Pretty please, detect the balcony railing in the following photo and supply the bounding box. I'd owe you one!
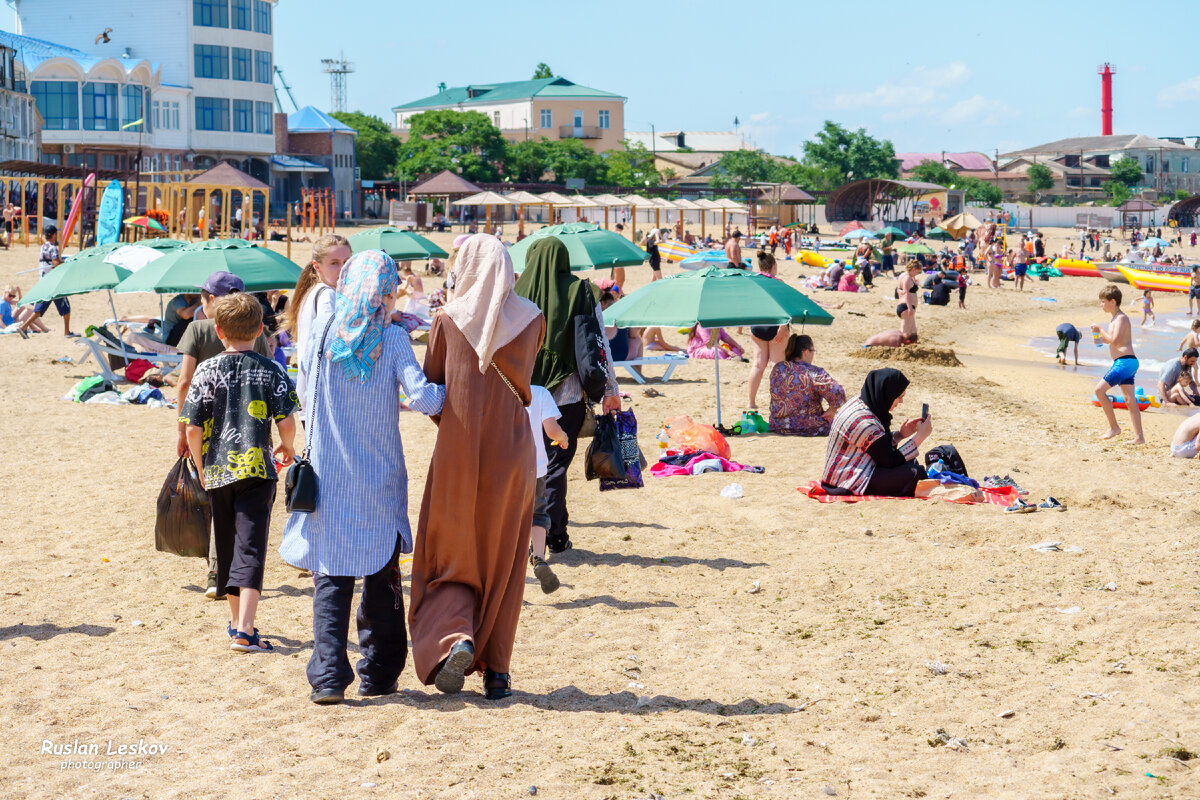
[558,124,601,139]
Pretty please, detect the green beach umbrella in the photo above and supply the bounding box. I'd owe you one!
[348,226,448,260]
[897,243,935,255]
[20,245,132,307]
[877,226,907,239]
[114,239,302,294]
[510,222,647,272]
[925,227,953,240]
[603,266,833,425]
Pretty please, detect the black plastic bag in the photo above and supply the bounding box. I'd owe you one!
[155,457,212,558]
[600,408,645,491]
[584,413,627,481]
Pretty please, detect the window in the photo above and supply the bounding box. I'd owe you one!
[539,108,551,128]
[194,45,229,79]
[1162,158,1171,174]
[152,99,161,129]
[254,51,271,84]
[121,84,146,130]
[1146,156,1155,173]
[233,99,253,132]
[598,109,610,130]
[174,154,181,171]
[253,0,272,33]
[1184,157,1190,174]
[193,0,228,27]
[493,110,500,127]
[231,0,252,30]
[172,102,180,129]
[82,82,118,131]
[573,110,583,128]
[255,101,273,134]
[30,80,78,130]
[232,48,252,81]
[195,97,230,131]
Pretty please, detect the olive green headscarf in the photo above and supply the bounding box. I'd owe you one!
[513,236,597,392]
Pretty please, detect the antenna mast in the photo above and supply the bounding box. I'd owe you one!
[321,51,354,113]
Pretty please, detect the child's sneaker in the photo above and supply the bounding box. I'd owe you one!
[529,553,560,594]
[205,571,218,600]
[1037,497,1066,512]
[1004,498,1038,514]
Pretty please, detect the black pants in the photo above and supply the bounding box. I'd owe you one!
[208,477,275,596]
[544,399,587,551]
[864,461,925,497]
[861,265,873,287]
[307,537,407,692]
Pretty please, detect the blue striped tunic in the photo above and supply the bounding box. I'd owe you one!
[279,312,444,577]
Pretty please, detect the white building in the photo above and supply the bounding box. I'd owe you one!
[0,39,37,161]
[5,0,276,181]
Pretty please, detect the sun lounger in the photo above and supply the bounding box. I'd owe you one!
[74,328,182,383]
[613,352,688,384]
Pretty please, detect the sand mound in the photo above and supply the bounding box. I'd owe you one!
[849,344,964,367]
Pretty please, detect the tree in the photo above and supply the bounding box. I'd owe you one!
[1175,188,1192,201]
[708,149,780,190]
[330,111,400,180]
[532,63,553,79]
[1109,157,1142,188]
[505,138,551,182]
[394,109,507,182]
[1026,163,1054,198]
[540,139,607,183]
[1102,180,1131,206]
[801,121,899,188]
[602,140,661,187]
[908,159,1003,205]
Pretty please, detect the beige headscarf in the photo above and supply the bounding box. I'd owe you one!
[442,233,541,372]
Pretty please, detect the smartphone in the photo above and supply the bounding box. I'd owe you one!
[921,403,929,420]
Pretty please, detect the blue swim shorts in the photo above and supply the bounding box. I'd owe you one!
[1014,263,1028,277]
[1101,355,1139,387]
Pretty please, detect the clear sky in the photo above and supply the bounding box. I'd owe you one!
[9,0,1199,158]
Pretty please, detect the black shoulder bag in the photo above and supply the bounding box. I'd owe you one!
[285,315,336,513]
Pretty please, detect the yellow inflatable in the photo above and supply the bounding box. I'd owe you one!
[797,250,827,268]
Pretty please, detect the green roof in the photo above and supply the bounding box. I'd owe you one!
[393,77,623,111]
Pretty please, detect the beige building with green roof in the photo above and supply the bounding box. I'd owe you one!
[393,77,626,152]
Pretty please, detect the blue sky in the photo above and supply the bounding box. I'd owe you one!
[268,0,1198,157]
[9,0,1199,158]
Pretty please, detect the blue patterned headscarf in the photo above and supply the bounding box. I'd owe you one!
[329,250,399,382]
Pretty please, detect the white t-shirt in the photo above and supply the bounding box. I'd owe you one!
[525,385,560,478]
[295,284,336,410]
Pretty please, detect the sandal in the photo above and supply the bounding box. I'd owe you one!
[1038,497,1066,512]
[227,623,258,639]
[230,630,274,653]
[1004,498,1037,514]
[484,668,512,700]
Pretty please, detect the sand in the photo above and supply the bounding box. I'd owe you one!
[1,224,1199,799]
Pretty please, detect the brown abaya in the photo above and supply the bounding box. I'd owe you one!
[409,312,545,684]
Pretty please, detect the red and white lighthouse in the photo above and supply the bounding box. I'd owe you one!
[1098,63,1115,136]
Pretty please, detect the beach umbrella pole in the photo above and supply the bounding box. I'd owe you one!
[714,353,722,428]
[107,289,132,360]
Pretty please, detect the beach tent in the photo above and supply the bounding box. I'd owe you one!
[409,171,482,227]
[603,266,833,425]
[940,212,982,240]
[588,194,630,230]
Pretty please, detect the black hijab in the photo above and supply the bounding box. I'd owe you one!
[860,368,909,432]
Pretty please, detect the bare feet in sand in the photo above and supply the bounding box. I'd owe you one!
[1100,428,1121,440]
[1130,437,1145,445]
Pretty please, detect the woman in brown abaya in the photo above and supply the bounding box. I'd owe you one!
[409,234,545,699]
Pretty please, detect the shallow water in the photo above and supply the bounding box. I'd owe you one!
[1026,309,1197,402]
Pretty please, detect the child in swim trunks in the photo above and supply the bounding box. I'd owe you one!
[1090,285,1145,444]
[1140,290,1155,327]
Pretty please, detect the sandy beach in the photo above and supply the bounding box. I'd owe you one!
[2,225,1198,799]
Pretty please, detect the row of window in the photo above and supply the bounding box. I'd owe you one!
[529,108,611,129]
[195,97,273,134]
[195,45,272,84]
[31,81,147,132]
[194,0,271,33]
[151,100,181,131]
[333,153,352,168]
[1146,156,1189,174]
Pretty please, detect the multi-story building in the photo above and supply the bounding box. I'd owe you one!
[1000,134,1199,199]
[6,0,276,180]
[0,39,37,161]
[272,105,357,217]
[393,76,625,153]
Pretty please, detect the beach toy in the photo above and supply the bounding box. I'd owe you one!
[1091,387,1159,411]
[61,172,96,246]
[1092,329,1103,347]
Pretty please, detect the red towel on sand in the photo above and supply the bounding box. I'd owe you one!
[800,480,1019,506]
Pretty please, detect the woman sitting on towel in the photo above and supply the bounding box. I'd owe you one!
[769,334,846,436]
[686,323,745,361]
[821,367,932,497]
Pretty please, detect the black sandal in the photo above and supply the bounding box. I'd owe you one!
[484,669,512,700]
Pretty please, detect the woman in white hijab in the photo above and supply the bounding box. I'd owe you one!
[408,234,545,700]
